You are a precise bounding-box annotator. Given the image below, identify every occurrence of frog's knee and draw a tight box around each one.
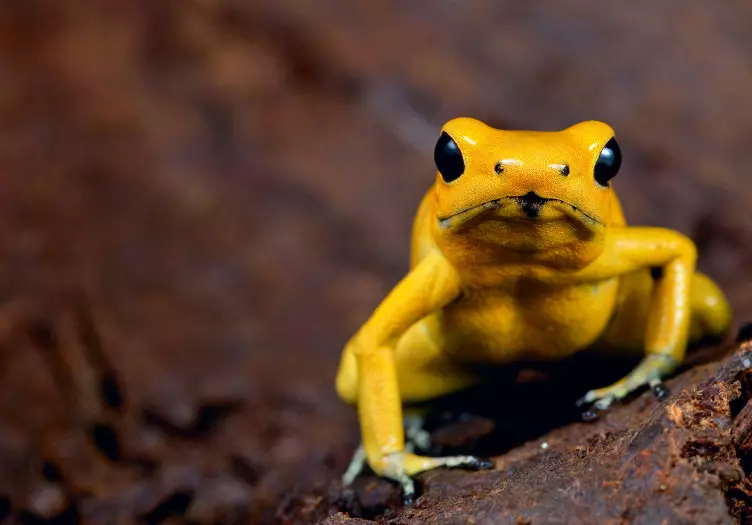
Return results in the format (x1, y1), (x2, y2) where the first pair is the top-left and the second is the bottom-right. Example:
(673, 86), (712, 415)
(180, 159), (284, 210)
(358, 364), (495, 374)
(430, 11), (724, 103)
(336, 349), (358, 404)
(690, 272), (732, 340)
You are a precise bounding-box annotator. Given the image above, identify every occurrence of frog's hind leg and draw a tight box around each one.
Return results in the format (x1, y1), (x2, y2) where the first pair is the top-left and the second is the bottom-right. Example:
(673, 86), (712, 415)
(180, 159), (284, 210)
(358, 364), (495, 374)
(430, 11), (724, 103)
(687, 271), (732, 342)
(581, 269), (732, 412)
(597, 269), (732, 354)
(341, 409), (430, 487)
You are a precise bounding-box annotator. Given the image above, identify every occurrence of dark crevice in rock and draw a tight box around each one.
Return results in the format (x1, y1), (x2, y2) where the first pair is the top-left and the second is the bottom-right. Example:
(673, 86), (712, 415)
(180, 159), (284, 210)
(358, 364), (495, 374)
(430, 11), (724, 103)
(73, 298), (127, 415)
(27, 320), (58, 350)
(140, 490), (194, 525)
(0, 497), (10, 523)
(682, 440), (722, 459)
(25, 318), (75, 404)
(99, 371), (124, 412)
(736, 322), (752, 344)
(41, 462), (62, 483)
(87, 423), (121, 462)
(17, 504), (79, 525)
(230, 455), (261, 486)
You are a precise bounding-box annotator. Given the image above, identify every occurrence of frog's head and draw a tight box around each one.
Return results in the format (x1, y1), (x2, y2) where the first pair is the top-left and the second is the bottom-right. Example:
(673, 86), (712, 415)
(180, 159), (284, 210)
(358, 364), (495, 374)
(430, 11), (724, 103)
(432, 117), (620, 254)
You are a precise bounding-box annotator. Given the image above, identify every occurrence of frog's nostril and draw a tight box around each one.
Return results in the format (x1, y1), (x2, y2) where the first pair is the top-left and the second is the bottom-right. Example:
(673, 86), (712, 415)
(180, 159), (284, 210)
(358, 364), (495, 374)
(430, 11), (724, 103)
(495, 158), (522, 175)
(514, 191), (548, 218)
(548, 163), (570, 176)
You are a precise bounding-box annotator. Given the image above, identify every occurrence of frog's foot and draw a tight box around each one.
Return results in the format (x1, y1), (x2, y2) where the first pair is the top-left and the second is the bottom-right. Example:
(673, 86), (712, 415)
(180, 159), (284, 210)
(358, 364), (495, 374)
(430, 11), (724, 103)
(342, 448), (492, 504)
(403, 413), (431, 452)
(342, 444), (367, 487)
(379, 451), (494, 505)
(342, 416), (433, 487)
(576, 353), (676, 419)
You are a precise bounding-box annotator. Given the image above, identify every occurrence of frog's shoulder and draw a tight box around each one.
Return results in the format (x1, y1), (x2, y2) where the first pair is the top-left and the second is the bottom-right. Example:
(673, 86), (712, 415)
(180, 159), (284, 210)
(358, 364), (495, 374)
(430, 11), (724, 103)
(607, 189), (627, 227)
(410, 185), (440, 268)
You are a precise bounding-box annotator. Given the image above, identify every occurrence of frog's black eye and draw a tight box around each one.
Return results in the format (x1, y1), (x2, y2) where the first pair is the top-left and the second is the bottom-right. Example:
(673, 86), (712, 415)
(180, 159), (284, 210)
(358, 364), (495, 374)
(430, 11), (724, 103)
(594, 137), (621, 186)
(434, 132), (465, 183)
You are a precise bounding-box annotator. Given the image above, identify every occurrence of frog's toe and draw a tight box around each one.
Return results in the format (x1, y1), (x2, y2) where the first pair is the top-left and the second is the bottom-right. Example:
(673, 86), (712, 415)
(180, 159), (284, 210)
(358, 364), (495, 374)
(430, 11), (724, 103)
(393, 451), (494, 476)
(395, 471), (417, 506)
(403, 414), (432, 452)
(576, 385), (629, 420)
(342, 444), (367, 486)
(379, 452), (494, 504)
(577, 353), (677, 419)
(465, 456), (495, 469)
(578, 396), (615, 421)
(402, 483), (416, 506)
(650, 380), (671, 401)
(576, 387), (624, 409)
(594, 396), (616, 410)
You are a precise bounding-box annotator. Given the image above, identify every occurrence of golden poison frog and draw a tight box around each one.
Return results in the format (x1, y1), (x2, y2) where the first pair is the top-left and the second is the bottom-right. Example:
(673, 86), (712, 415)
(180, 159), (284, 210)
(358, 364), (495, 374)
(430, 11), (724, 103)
(335, 118), (732, 501)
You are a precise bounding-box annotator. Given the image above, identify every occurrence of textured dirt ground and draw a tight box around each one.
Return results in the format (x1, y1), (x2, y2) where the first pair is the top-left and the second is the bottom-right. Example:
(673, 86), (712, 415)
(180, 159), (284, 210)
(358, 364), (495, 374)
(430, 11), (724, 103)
(0, 1), (751, 524)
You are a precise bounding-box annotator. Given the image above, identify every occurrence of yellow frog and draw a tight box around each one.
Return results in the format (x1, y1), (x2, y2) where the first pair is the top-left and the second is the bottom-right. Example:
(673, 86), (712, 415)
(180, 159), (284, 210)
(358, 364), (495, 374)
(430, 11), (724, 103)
(335, 117), (732, 500)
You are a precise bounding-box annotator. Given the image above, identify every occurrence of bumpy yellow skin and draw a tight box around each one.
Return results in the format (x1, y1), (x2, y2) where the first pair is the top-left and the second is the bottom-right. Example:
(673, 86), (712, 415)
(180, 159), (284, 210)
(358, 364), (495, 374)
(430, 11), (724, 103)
(335, 118), (732, 493)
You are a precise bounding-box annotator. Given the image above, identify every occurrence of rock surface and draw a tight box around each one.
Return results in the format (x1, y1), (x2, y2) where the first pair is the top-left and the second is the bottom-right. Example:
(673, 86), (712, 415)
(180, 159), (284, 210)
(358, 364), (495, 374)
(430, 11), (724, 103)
(0, 1), (751, 524)
(277, 343), (752, 523)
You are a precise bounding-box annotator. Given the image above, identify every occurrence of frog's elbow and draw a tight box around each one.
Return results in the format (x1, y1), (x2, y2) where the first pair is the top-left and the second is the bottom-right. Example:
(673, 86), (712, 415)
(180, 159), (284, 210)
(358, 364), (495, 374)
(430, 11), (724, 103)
(645, 228), (697, 266)
(669, 231), (697, 264)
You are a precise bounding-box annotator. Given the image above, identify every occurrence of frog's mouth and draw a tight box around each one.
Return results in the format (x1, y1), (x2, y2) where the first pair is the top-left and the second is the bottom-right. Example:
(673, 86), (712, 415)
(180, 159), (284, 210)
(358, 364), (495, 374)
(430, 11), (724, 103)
(438, 192), (601, 231)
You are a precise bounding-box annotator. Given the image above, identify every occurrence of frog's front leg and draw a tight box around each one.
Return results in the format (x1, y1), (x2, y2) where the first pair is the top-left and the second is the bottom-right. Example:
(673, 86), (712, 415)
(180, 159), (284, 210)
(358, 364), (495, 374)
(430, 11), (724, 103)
(341, 412), (487, 497)
(345, 251), (492, 501)
(574, 227), (702, 412)
(341, 412), (430, 487)
(578, 353), (676, 417)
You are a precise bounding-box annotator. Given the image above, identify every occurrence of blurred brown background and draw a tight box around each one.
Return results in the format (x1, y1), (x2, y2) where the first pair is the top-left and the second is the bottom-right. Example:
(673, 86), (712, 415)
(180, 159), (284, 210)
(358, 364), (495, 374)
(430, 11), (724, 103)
(0, 0), (751, 523)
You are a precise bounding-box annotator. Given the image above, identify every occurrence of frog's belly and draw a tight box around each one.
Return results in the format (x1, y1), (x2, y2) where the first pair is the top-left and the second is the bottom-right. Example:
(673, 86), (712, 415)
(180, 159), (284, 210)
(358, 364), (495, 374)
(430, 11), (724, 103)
(441, 279), (620, 363)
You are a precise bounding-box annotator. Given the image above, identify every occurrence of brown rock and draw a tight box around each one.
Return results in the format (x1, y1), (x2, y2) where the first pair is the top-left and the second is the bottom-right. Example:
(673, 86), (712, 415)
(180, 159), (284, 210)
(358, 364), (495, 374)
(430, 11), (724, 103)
(321, 513), (378, 525)
(280, 347), (752, 524)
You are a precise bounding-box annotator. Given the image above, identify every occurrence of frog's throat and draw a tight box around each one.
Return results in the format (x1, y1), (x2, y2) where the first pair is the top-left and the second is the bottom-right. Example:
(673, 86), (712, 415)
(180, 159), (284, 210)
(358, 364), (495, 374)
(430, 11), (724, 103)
(437, 196), (601, 231)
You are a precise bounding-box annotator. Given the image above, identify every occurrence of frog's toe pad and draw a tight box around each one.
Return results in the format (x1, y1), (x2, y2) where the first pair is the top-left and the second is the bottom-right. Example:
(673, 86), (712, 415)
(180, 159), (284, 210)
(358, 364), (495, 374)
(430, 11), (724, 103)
(650, 380), (670, 401)
(399, 456), (492, 505)
(576, 389), (624, 420)
(594, 396), (615, 410)
(576, 389), (621, 409)
(469, 457), (495, 470)
(439, 455), (494, 470)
